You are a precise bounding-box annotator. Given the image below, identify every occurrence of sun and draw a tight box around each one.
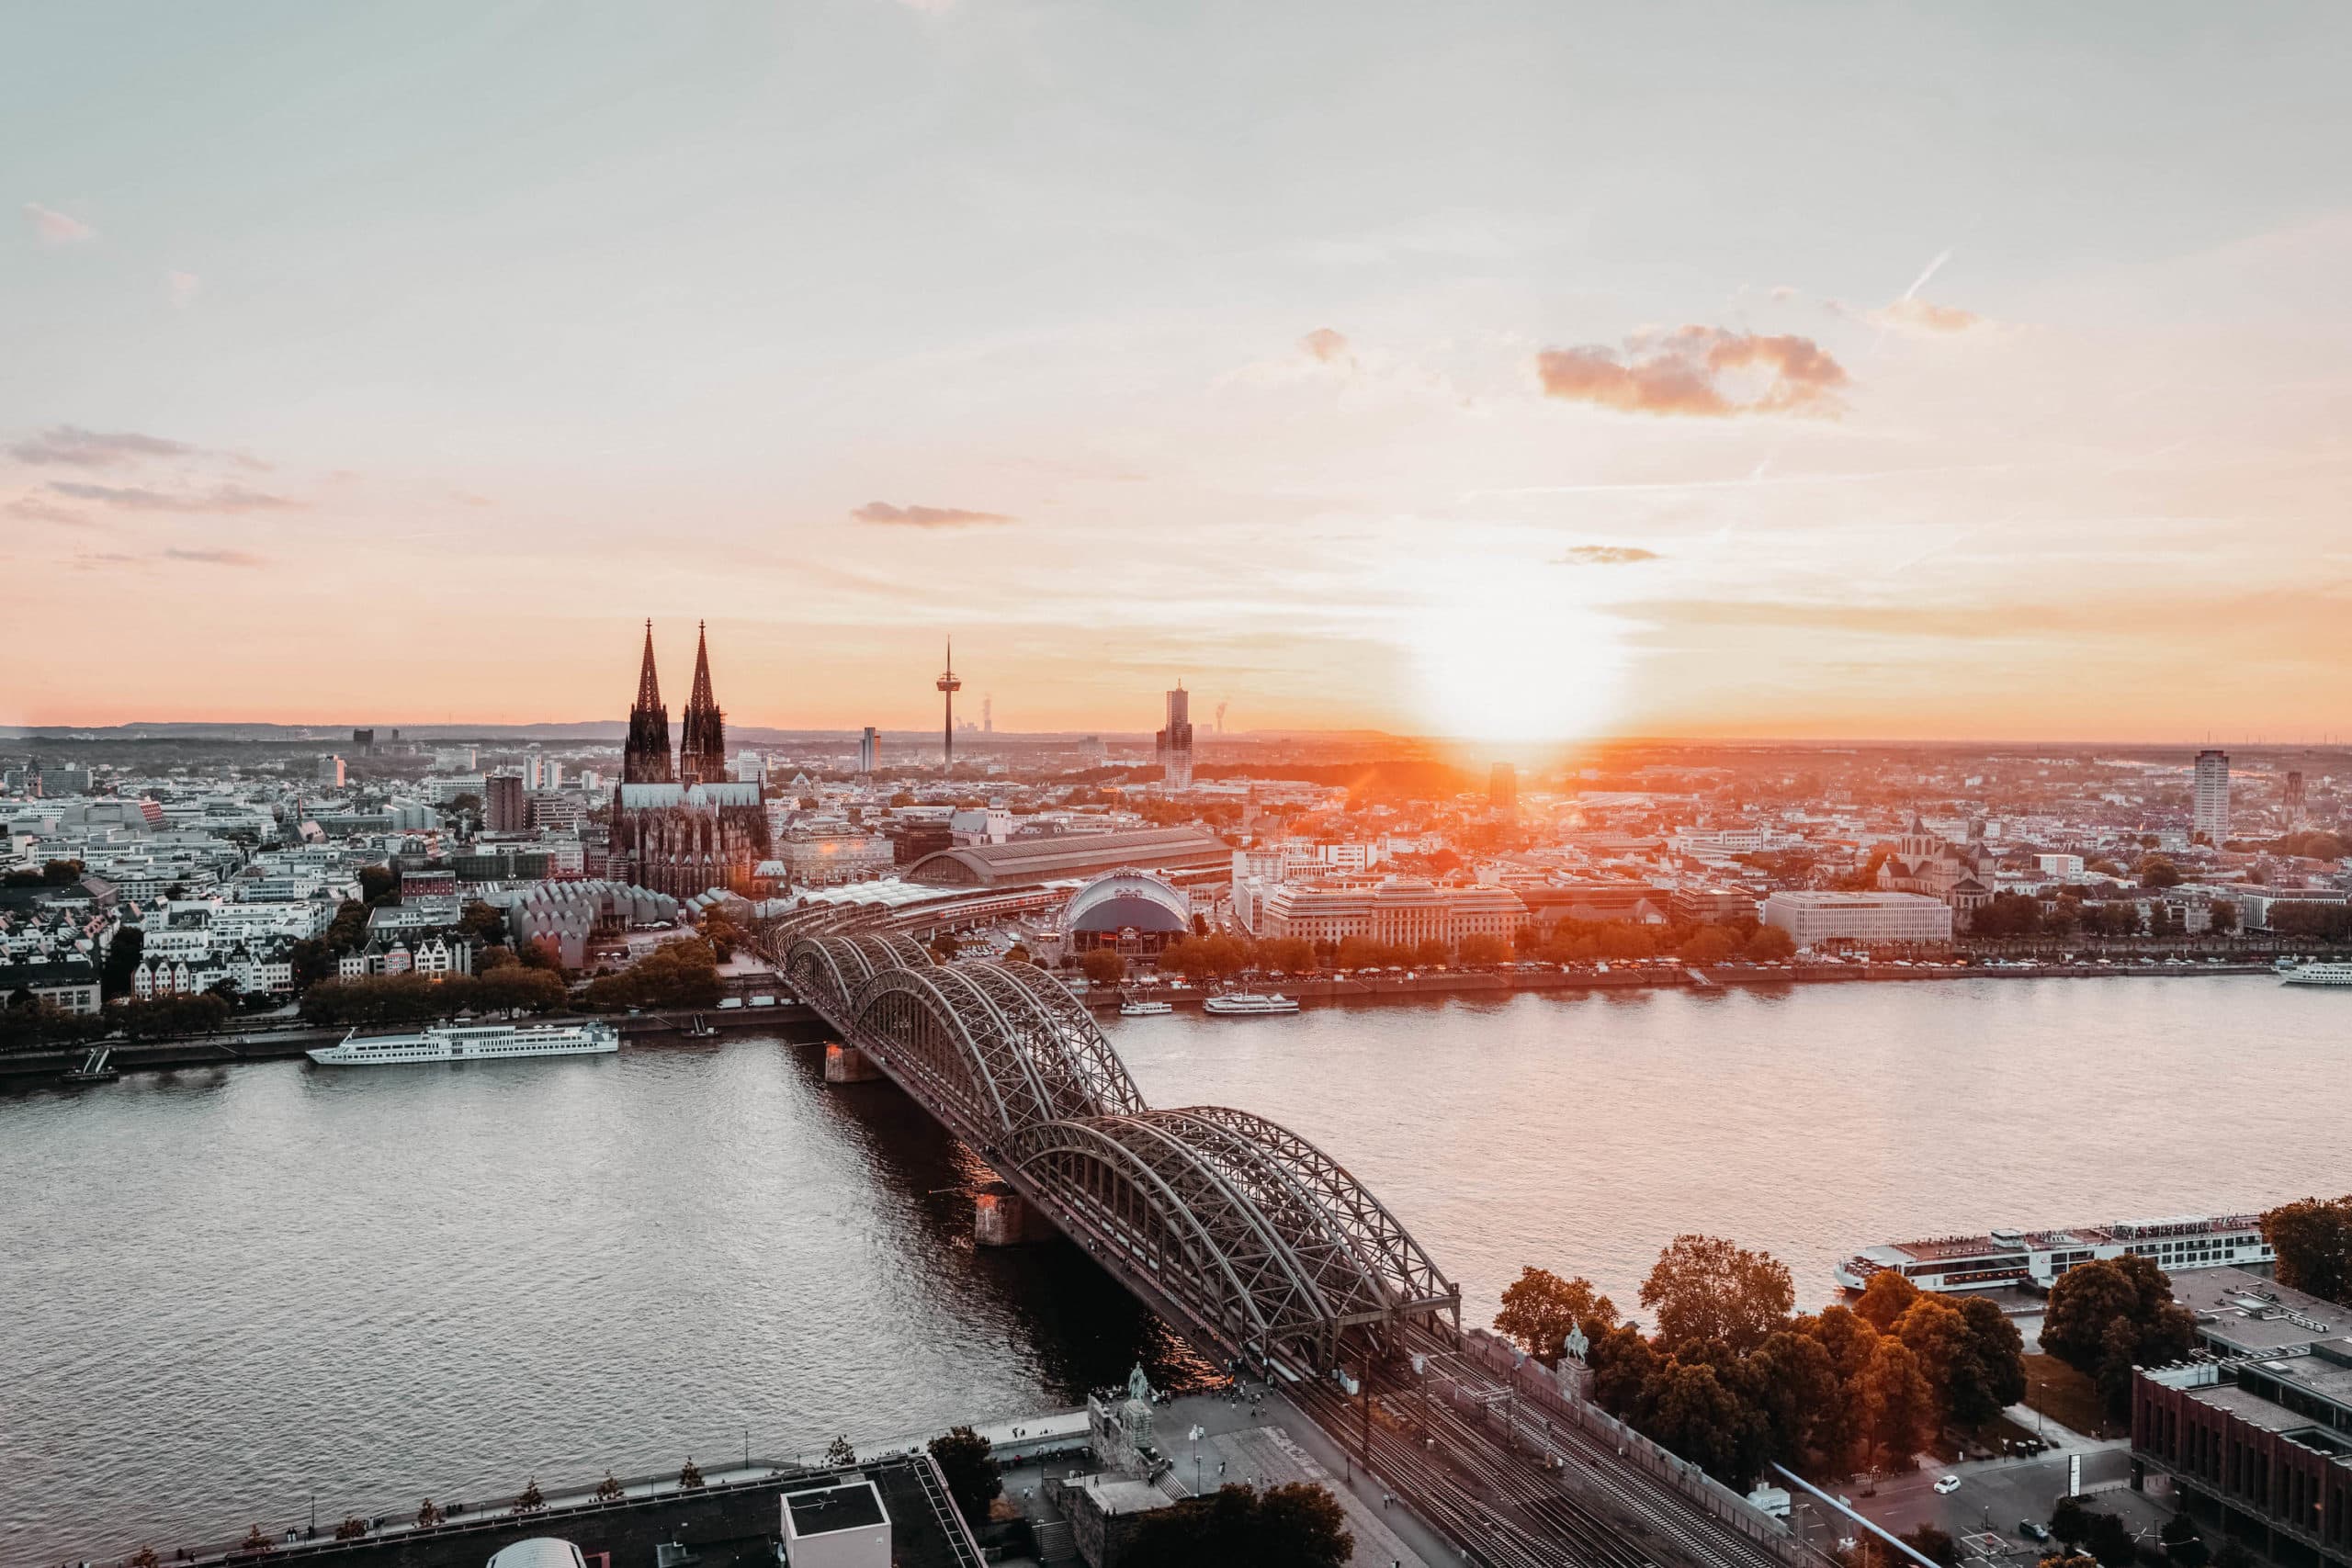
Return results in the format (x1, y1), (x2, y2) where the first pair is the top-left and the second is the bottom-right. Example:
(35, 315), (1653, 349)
(1406, 572), (1630, 742)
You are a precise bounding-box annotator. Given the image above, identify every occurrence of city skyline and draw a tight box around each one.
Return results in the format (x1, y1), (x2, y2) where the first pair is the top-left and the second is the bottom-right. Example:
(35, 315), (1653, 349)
(7, 4), (2351, 740)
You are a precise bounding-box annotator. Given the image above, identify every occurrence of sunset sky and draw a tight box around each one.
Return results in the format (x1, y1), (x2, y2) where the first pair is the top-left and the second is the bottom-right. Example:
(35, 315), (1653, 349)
(6, 3), (2349, 741)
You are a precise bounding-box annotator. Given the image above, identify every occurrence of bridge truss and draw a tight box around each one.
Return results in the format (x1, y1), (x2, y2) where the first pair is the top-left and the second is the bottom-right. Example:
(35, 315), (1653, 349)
(781, 931), (1459, 1368)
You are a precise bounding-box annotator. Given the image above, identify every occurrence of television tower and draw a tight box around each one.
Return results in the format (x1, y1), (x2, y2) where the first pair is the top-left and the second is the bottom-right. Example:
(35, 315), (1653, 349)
(935, 638), (962, 765)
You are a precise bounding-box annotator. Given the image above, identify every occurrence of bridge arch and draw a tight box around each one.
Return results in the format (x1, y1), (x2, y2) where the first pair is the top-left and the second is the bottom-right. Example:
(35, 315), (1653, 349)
(784, 932), (933, 1016)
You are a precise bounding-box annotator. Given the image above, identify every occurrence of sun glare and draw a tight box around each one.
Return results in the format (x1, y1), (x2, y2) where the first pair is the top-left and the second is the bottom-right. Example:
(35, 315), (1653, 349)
(1408, 573), (1630, 741)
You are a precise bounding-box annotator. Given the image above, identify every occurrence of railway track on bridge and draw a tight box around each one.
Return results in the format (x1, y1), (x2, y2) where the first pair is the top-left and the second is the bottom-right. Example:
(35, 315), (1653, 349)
(752, 910), (1795, 1568)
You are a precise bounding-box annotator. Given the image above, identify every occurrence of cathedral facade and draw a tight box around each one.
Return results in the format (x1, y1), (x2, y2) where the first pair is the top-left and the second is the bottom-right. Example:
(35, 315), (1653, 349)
(609, 622), (769, 897)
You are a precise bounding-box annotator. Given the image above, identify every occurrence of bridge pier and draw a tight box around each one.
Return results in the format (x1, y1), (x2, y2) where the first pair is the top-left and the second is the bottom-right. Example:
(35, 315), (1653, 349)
(823, 1042), (883, 1083)
(973, 1182), (1046, 1246)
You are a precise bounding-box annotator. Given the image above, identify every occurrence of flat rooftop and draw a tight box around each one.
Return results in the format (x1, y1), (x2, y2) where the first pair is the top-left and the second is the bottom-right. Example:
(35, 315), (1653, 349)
(786, 1480), (886, 1536)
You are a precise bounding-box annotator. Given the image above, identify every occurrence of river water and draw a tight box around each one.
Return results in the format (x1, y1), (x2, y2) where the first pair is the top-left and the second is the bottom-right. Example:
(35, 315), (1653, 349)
(5, 976), (2345, 1562)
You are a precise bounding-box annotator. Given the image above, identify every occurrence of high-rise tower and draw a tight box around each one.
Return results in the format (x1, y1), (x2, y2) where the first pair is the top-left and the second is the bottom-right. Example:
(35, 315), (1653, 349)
(1155, 682), (1194, 790)
(678, 620), (727, 788)
(936, 639), (962, 765)
(622, 620), (674, 784)
(2194, 749), (2231, 841)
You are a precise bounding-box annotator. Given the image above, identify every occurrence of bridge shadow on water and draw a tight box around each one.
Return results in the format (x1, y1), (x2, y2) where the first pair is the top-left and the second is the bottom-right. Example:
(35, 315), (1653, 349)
(775, 1039), (1220, 1401)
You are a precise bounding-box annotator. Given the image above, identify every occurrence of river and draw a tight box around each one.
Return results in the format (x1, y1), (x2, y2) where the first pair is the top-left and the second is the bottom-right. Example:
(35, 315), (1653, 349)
(4, 976), (2344, 1562)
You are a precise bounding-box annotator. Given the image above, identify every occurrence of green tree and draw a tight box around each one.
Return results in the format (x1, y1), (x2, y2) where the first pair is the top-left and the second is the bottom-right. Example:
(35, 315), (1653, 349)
(1679, 926), (1741, 965)
(2042, 1256), (2196, 1414)
(926, 1426), (1001, 1527)
(458, 899), (506, 945)
(101, 925), (147, 997)
(1643, 1358), (1770, 1488)
(1492, 1266), (1618, 1365)
(357, 864), (400, 905)
(583, 939), (720, 1010)
(1123, 1483), (1352, 1568)
(1745, 925), (1796, 961)
(40, 858), (85, 886)
(1459, 932), (1510, 964)
(1949, 1294), (2028, 1426)
(1899, 1525), (1959, 1567)
(1749, 1328), (1848, 1472)
(2082, 1510), (2135, 1567)
(1078, 948), (1126, 986)
(2262, 1195), (2352, 1304)
(1639, 1235), (1795, 1356)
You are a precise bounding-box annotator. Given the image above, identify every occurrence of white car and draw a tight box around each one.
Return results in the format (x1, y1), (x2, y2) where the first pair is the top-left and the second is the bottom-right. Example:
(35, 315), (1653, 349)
(1933, 1475), (1962, 1495)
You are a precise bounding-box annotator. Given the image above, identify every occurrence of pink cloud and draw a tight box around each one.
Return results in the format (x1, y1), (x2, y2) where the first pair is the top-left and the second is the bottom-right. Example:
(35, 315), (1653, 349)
(1301, 327), (1353, 365)
(49, 480), (301, 513)
(850, 501), (1014, 527)
(1868, 296), (1980, 333)
(9, 426), (196, 468)
(23, 203), (96, 244)
(1535, 326), (1849, 417)
(163, 547), (265, 568)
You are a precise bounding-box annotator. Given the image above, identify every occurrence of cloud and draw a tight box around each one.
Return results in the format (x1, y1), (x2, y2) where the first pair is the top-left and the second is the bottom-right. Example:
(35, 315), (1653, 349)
(166, 271), (201, 309)
(23, 203), (95, 244)
(9, 426), (197, 468)
(1301, 327), (1353, 365)
(48, 480), (301, 513)
(1867, 295), (1980, 333)
(163, 547), (264, 568)
(1535, 327), (1849, 417)
(850, 501), (1015, 527)
(5, 494), (94, 525)
(1557, 545), (1661, 566)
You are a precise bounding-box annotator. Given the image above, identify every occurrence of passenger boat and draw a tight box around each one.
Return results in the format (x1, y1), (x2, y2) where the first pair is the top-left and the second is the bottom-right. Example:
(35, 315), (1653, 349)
(1202, 992), (1301, 1016)
(1835, 1213), (2274, 1294)
(308, 1020), (620, 1066)
(2278, 959), (2352, 987)
(1117, 998), (1174, 1017)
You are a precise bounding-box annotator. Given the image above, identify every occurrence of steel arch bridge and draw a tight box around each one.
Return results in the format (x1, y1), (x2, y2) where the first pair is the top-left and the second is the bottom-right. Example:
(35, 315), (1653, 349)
(781, 931), (1459, 1366)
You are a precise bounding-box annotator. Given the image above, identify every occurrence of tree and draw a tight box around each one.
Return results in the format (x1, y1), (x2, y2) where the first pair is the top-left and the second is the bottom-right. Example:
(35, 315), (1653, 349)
(101, 924), (147, 997)
(823, 1436), (857, 1466)
(1493, 1266), (1618, 1365)
(1679, 926), (1741, 965)
(1639, 1235), (1795, 1356)
(678, 1458), (704, 1490)
(357, 864), (400, 905)
(1123, 1483), (1352, 1568)
(333, 1517), (368, 1540)
(1749, 1328), (1848, 1472)
(1460, 932), (1510, 964)
(40, 857), (85, 886)
(1584, 1320), (1663, 1423)
(1852, 1269), (1920, 1332)
(1855, 1337), (1936, 1470)
(2263, 1195), (2352, 1304)
(927, 1426), (1001, 1527)
(2207, 902), (2238, 936)
(1745, 925), (1795, 961)
(2161, 1515), (2209, 1568)
(584, 938), (720, 1010)
(1948, 1294), (2028, 1426)
(513, 1478), (545, 1514)
(2082, 1510), (2135, 1567)
(415, 1499), (443, 1528)
(1644, 1358), (1770, 1488)
(1899, 1525), (1959, 1567)
(459, 900), (506, 945)
(596, 1472), (624, 1502)
(1892, 1295), (1975, 1427)
(2042, 1256), (2196, 1414)
(1079, 948), (1126, 986)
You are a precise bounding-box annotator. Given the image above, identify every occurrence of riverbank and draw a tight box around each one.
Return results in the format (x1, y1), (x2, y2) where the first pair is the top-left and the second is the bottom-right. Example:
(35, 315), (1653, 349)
(0, 1003), (825, 1081)
(1076, 956), (2282, 1014)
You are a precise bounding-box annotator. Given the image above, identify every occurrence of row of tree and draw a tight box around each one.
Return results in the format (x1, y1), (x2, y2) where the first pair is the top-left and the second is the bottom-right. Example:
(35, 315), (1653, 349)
(582, 938), (723, 1010)
(1135, 918), (1797, 983)
(1494, 1236), (2025, 1490)
(1967, 890), (2240, 940)
(0, 991), (234, 1050)
(299, 968), (568, 1025)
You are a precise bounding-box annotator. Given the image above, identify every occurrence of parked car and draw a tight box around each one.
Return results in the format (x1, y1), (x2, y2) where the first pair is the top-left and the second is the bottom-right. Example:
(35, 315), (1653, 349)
(2020, 1522), (2051, 1543)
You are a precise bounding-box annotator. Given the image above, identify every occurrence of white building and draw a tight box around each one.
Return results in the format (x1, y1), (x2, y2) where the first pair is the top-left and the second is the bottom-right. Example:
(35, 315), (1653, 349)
(1762, 890), (1953, 948)
(2193, 750), (2231, 841)
(856, 727), (879, 774)
(317, 755), (345, 786)
(1252, 876), (1524, 952)
(2035, 853), (2086, 876)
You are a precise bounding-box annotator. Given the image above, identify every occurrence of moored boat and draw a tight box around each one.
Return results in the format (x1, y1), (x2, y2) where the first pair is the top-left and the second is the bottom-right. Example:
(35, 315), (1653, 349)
(1202, 992), (1300, 1016)
(308, 1020), (620, 1066)
(1836, 1212), (2274, 1294)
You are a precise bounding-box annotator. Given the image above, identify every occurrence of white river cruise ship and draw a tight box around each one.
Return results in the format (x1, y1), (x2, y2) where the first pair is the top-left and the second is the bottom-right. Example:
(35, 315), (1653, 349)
(308, 1020), (620, 1066)
(1836, 1212), (2274, 1294)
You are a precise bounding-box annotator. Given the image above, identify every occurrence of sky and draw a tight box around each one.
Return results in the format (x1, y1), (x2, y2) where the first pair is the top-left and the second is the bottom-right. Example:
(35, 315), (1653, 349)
(6, 2), (2349, 742)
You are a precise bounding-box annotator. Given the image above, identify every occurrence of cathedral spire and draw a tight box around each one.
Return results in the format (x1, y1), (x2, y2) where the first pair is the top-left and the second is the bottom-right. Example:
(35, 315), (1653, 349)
(622, 619), (674, 784)
(635, 619), (663, 712)
(678, 618), (727, 787)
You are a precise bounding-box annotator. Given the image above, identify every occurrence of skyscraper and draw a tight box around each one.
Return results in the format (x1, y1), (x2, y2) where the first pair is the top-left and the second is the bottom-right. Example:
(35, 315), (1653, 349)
(936, 639), (962, 765)
(485, 773), (526, 831)
(2285, 770), (2307, 824)
(857, 727), (879, 774)
(1156, 684), (1193, 790)
(2194, 749), (2231, 841)
(982, 694), (993, 734)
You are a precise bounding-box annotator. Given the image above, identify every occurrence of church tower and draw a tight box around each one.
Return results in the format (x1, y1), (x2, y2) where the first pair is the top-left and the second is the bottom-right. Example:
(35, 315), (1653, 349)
(677, 620), (727, 788)
(622, 620), (675, 784)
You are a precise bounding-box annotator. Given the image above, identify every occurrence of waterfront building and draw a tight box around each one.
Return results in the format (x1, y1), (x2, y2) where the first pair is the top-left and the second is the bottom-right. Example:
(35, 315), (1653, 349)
(0, 958), (102, 1013)
(1155, 684), (1194, 790)
(1064, 869), (1193, 956)
(610, 623), (769, 897)
(1252, 875), (1524, 953)
(1762, 889), (1953, 948)
(1670, 886), (1758, 925)
(1515, 882), (1669, 934)
(2134, 1348), (2352, 1568)
(2195, 749), (2233, 840)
